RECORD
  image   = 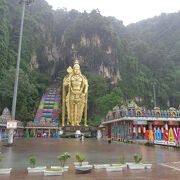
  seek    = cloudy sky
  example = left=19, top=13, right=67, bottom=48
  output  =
left=45, top=0, right=180, bottom=25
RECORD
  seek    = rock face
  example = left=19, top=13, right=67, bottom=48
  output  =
left=80, top=34, right=102, bottom=47
left=98, top=63, right=122, bottom=83
left=22, top=5, right=127, bottom=83
left=30, top=53, right=39, bottom=70
left=41, top=32, right=122, bottom=83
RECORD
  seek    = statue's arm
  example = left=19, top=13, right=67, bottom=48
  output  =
left=83, top=76, right=88, bottom=94
left=63, top=76, right=69, bottom=87
left=84, top=81, right=88, bottom=94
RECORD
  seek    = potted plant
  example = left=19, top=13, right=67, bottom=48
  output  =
left=52, top=152, right=71, bottom=172
left=112, top=155, right=127, bottom=168
left=27, top=156, right=46, bottom=173
left=30, top=156, right=36, bottom=168
left=74, top=154, right=89, bottom=166
left=0, top=155, right=12, bottom=175
left=128, top=154, right=145, bottom=170
left=75, top=154, right=92, bottom=173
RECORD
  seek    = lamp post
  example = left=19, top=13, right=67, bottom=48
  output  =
left=151, top=82, right=157, bottom=108
left=8, top=0, right=34, bottom=145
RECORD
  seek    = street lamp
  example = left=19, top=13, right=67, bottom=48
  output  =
left=151, top=82, right=157, bottom=108
left=19, top=0, right=35, bottom=5
left=8, top=0, right=34, bottom=145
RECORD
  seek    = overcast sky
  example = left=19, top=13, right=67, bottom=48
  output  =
left=45, top=0, right=180, bottom=25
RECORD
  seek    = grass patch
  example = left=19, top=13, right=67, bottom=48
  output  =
left=45, top=168, right=62, bottom=172
left=112, top=164, right=124, bottom=166
left=77, top=167, right=90, bottom=170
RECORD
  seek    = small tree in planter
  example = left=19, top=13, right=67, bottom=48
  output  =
left=75, top=154, right=92, bottom=173
left=55, top=152, right=71, bottom=171
left=128, top=154, right=145, bottom=170
left=112, top=154, right=126, bottom=166
left=57, top=152, right=71, bottom=167
left=28, top=156, right=46, bottom=173
left=0, top=155, right=12, bottom=174
left=75, top=154, right=85, bottom=166
left=29, top=156, right=37, bottom=168
left=118, top=155, right=126, bottom=167
left=119, top=155, right=125, bottom=164
left=133, top=154, right=142, bottom=164
left=111, top=154, right=127, bottom=170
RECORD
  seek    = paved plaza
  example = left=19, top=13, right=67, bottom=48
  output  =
left=0, top=138, right=180, bottom=179
left=161, top=161, right=180, bottom=171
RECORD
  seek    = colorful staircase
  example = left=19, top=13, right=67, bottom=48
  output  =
left=34, top=87, right=60, bottom=123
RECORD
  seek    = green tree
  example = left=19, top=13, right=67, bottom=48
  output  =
left=95, top=87, right=124, bottom=116
left=29, top=156, right=37, bottom=168
left=0, top=67, right=38, bottom=120
left=0, top=0, right=9, bottom=80
left=57, top=152, right=71, bottom=167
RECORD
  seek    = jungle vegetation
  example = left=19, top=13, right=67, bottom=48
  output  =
left=0, top=0, right=179, bottom=125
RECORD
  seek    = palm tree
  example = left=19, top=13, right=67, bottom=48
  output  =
left=75, top=154, right=85, bottom=166
left=57, top=153, right=71, bottom=167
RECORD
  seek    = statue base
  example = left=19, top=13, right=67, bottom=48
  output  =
left=62, top=126, right=91, bottom=135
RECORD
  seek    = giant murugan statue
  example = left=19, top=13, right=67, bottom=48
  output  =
left=62, top=60, right=88, bottom=126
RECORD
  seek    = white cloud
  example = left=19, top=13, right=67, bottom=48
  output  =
left=45, top=0, right=180, bottom=25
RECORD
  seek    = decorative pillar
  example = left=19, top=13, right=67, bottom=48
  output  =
left=135, top=125, right=138, bottom=139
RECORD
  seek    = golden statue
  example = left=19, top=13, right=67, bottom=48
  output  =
left=62, top=60, right=88, bottom=126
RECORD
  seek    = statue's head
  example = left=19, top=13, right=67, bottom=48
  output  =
left=73, top=60, right=81, bottom=75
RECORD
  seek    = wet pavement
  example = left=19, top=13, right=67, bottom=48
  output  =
left=0, top=138, right=180, bottom=179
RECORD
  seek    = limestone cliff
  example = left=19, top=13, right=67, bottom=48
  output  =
left=42, top=32, right=123, bottom=83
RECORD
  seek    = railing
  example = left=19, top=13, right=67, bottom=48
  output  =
left=26, top=122, right=58, bottom=127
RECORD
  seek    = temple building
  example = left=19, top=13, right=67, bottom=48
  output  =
left=101, top=102, right=180, bottom=147
left=0, top=107, right=24, bottom=138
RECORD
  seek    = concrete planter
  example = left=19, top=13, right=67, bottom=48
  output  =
left=74, top=162, right=89, bottom=166
left=51, top=166, right=69, bottom=172
left=144, top=164, right=152, bottom=169
left=128, top=163, right=145, bottom=170
left=94, top=164, right=110, bottom=169
left=126, top=162, right=134, bottom=165
left=111, top=164, right=127, bottom=168
left=44, top=169, right=63, bottom=176
left=51, top=166, right=61, bottom=169
left=27, top=166, right=46, bottom=173
left=75, top=165, right=93, bottom=169
left=106, top=166, right=122, bottom=172
left=63, top=166, right=69, bottom=172
left=75, top=166, right=92, bottom=174
left=0, top=168, right=12, bottom=175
